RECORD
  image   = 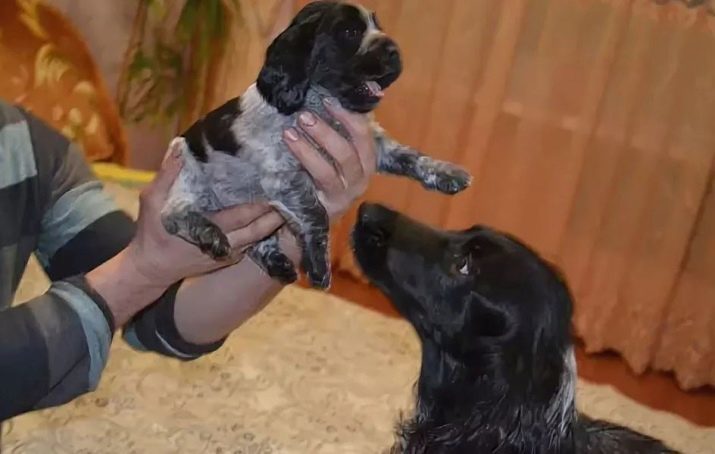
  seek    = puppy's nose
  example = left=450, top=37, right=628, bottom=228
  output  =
left=378, top=41, right=401, bottom=67
left=369, top=38, right=401, bottom=65
left=384, top=43, right=400, bottom=65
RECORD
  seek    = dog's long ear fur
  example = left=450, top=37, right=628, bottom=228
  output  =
left=257, top=2, right=333, bottom=114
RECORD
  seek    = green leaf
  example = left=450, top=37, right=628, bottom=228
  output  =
left=177, top=0, right=200, bottom=40
left=128, top=50, right=154, bottom=79
left=147, top=0, right=168, bottom=21
left=206, top=0, right=223, bottom=39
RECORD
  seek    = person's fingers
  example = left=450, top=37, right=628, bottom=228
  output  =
left=140, top=138, right=185, bottom=208
left=297, top=110, right=363, bottom=185
left=283, top=128, right=344, bottom=194
left=226, top=211, right=284, bottom=250
left=210, top=203, right=273, bottom=232
left=323, top=98, right=377, bottom=177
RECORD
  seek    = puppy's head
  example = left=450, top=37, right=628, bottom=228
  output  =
left=352, top=203, right=573, bottom=409
left=257, top=1, right=402, bottom=114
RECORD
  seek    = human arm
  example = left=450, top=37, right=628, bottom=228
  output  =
left=0, top=108, right=281, bottom=419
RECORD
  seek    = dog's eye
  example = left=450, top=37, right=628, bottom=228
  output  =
left=452, top=254, right=472, bottom=276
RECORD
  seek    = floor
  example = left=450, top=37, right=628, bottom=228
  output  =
left=310, top=272, right=715, bottom=428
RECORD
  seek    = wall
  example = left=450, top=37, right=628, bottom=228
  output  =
left=47, top=0, right=177, bottom=170
left=47, top=0, right=135, bottom=94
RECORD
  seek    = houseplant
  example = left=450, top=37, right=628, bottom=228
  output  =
left=116, top=0, right=241, bottom=130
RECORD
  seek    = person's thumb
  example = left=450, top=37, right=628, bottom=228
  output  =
left=150, top=138, right=185, bottom=201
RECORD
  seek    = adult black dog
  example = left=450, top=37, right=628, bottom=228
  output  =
left=352, top=203, right=677, bottom=454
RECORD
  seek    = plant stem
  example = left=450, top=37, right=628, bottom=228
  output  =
left=116, top=0, right=149, bottom=116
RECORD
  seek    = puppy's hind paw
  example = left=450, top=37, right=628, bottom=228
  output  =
left=264, top=252, right=299, bottom=284
left=307, top=269, right=332, bottom=290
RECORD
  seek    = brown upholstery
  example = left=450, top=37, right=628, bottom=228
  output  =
left=0, top=0, right=127, bottom=163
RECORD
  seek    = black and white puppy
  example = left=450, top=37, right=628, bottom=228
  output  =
left=161, top=0, right=471, bottom=289
left=352, top=203, right=678, bottom=454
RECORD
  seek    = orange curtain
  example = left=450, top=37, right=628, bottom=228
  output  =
left=313, top=0, right=715, bottom=390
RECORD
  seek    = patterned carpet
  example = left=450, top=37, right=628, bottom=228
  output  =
left=3, top=182, right=715, bottom=454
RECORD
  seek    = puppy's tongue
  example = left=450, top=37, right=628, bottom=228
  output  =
left=365, top=81, right=384, bottom=98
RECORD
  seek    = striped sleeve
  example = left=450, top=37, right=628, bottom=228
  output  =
left=20, top=106, right=224, bottom=361
left=0, top=276, right=113, bottom=420
left=0, top=104, right=121, bottom=420
left=21, top=108, right=136, bottom=279
left=123, top=282, right=226, bottom=361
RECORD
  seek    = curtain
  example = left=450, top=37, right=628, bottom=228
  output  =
left=310, top=0, right=715, bottom=390
left=205, top=0, right=295, bottom=112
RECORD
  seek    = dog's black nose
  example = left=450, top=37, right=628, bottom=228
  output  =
left=356, top=203, right=394, bottom=249
left=358, top=203, right=396, bottom=227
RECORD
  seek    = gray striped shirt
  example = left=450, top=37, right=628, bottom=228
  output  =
left=0, top=101, right=224, bottom=422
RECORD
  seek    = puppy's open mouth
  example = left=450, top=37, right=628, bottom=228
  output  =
left=364, top=80, right=385, bottom=98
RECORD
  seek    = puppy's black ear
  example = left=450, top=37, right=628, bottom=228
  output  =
left=257, top=2, right=333, bottom=114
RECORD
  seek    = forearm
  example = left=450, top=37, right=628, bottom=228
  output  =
left=173, top=231, right=301, bottom=345
left=86, top=248, right=169, bottom=328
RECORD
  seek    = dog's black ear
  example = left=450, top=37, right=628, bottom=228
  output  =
left=257, top=2, right=333, bottom=114
left=470, top=293, right=511, bottom=338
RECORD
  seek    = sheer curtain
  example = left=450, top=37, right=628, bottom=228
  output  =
left=311, top=0, right=715, bottom=389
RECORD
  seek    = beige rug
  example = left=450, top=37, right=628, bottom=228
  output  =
left=3, top=183, right=715, bottom=454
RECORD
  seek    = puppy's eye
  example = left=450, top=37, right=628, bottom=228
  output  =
left=342, top=26, right=362, bottom=41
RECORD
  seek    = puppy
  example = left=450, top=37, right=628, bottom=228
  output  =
left=161, top=0, right=471, bottom=289
left=352, top=203, right=677, bottom=454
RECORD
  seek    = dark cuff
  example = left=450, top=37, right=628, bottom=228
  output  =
left=64, top=275, right=116, bottom=336
left=130, top=281, right=226, bottom=360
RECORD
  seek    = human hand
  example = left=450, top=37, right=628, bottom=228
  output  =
left=283, top=97, right=377, bottom=221
left=126, top=146, right=284, bottom=288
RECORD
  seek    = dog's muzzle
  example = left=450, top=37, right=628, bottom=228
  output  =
left=355, top=202, right=397, bottom=249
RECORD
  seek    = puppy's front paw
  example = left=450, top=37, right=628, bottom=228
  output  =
left=427, top=163, right=472, bottom=195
